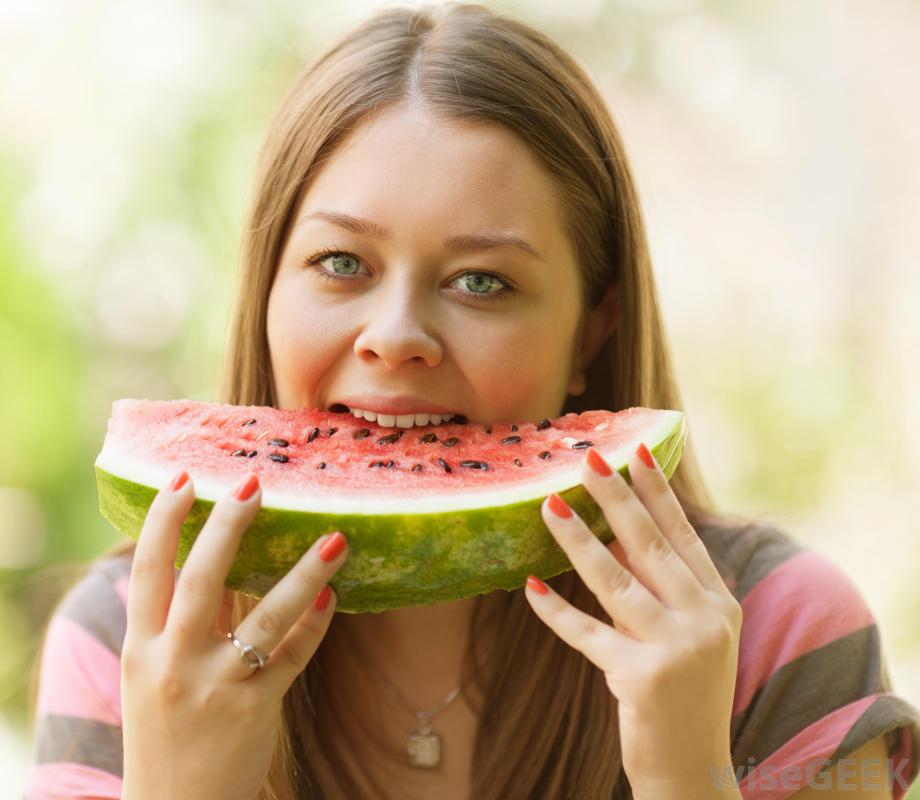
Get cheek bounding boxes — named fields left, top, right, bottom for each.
left=454, top=316, right=574, bottom=403
left=266, top=281, right=341, bottom=392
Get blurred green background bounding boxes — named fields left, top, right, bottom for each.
left=2, top=0, right=919, bottom=794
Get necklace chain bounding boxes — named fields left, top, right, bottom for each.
left=362, top=645, right=492, bottom=719
left=346, top=633, right=494, bottom=769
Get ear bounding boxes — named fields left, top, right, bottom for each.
left=567, top=282, right=618, bottom=397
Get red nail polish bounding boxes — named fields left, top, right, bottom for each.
left=637, top=443, right=656, bottom=470
left=233, top=473, right=260, bottom=502
left=526, top=575, right=549, bottom=594
left=313, top=585, right=333, bottom=611
left=319, top=531, right=347, bottom=562
left=586, top=448, right=612, bottom=476
left=547, top=493, right=573, bottom=519
left=168, top=469, right=188, bottom=492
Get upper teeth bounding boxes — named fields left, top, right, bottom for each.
left=347, top=406, right=455, bottom=428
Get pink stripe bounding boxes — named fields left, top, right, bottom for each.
left=739, top=695, right=878, bottom=799
left=22, top=761, right=122, bottom=799
left=37, top=615, right=122, bottom=723
left=732, top=550, right=875, bottom=716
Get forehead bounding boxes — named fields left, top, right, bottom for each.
left=293, top=103, right=570, bottom=249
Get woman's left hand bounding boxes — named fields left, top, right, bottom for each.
left=525, top=442, right=743, bottom=799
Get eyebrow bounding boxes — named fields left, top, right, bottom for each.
left=297, top=210, right=545, bottom=262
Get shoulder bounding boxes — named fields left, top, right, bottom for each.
left=55, top=552, right=134, bottom=644
left=696, top=521, right=920, bottom=797
left=36, top=551, right=134, bottom=695
left=697, top=519, right=874, bottom=636
left=23, top=551, right=135, bottom=799
left=31, top=550, right=134, bottom=719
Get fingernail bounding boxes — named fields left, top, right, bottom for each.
left=319, top=531, right=347, bottom=562
left=313, top=585, right=333, bottom=611
left=547, top=493, right=573, bottom=519
left=637, top=443, right=656, bottom=470
left=233, top=472, right=260, bottom=502
left=586, top=448, right=612, bottom=477
left=526, top=575, right=549, bottom=594
left=167, top=469, right=189, bottom=492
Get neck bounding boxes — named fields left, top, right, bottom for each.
left=332, top=592, right=501, bottom=708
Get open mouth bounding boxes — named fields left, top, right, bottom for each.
left=327, top=403, right=468, bottom=428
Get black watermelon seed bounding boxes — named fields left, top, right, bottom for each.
left=268, top=453, right=289, bottom=463
left=420, top=432, right=438, bottom=444
left=247, top=450, right=258, bottom=458
left=317, top=462, right=326, bottom=469
left=442, top=436, right=460, bottom=447
left=453, top=415, right=469, bottom=425
left=411, top=463, right=424, bottom=471
left=437, top=458, right=452, bottom=473
left=307, top=427, right=321, bottom=443
left=369, top=460, right=385, bottom=468
left=385, top=460, right=396, bottom=468
left=572, top=440, right=594, bottom=450
left=378, top=431, right=404, bottom=445
left=484, top=426, right=492, bottom=435
left=501, top=435, right=522, bottom=445
left=354, top=428, right=371, bottom=440
left=460, top=460, right=489, bottom=470
left=327, top=427, right=338, bottom=437
left=513, top=458, right=523, bottom=467
left=539, top=450, right=551, bottom=459
left=268, top=438, right=289, bottom=447
left=231, top=448, right=247, bottom=457
left=536, top=418, right=551, bottom=430
left=511, top=424, right=518, bottom=432
left=242, top=418, right=257, bottom=427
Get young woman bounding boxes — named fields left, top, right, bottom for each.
left=24, top=3, right=919, bottom=799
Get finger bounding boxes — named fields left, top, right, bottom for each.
left=216, top=587, right=234, bottom=638
left=583, top=447, right=704, bottom=609
left=228, top=532, right=348, bottom=677
left=626, top=443, right=731, bottom=595
left=166, top=471, right=263, bottom=644
left=126, top=468, right=197, bottom=639
left=261, top=584, right=337, bottom=693
left=524, top=574, right=640, bottom=673
left=542, top=493, right=668, bottom=638
left=252, top=537, right=346, bottom=695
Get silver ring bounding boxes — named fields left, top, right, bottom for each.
left=227, top=630, right=269, bottom=672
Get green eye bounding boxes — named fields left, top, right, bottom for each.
left=302, top=248, right=517, bottom=304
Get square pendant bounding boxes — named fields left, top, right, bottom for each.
left=407, top=732, right=441, bottom=768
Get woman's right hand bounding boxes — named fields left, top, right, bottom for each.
left=120, top=468, right=348, bottom=800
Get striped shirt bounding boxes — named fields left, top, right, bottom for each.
left=23, top=523, right=920, bottom=799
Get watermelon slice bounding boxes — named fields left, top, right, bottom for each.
left=94, top=400, right=687, bottom=612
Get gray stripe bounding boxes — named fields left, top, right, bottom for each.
left=32, top=713, right=123, bottom=777
left=94, top=553, right=133, bottom=586
left=56, top=567, right=127, bottom=658
left=696, top=522, right=803, bottom=602
left=730, top=624, right=886, bottom=766
left=830, top=694, right=920, bottom=773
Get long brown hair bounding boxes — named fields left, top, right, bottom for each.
left=29, top=3, right=759, bottom=797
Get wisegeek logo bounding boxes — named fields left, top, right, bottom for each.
left=709, top=757, right=912, bottom=792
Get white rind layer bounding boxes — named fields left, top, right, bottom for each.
left=94, top=410, right=683, bottom=515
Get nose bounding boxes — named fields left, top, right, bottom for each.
left=352, top=281, right=444, bottom=369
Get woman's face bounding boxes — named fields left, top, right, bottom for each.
left=267, top=101, right=613, bottom=426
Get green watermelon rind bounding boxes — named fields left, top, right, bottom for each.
left=95, top=413, right=687, bottom=613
